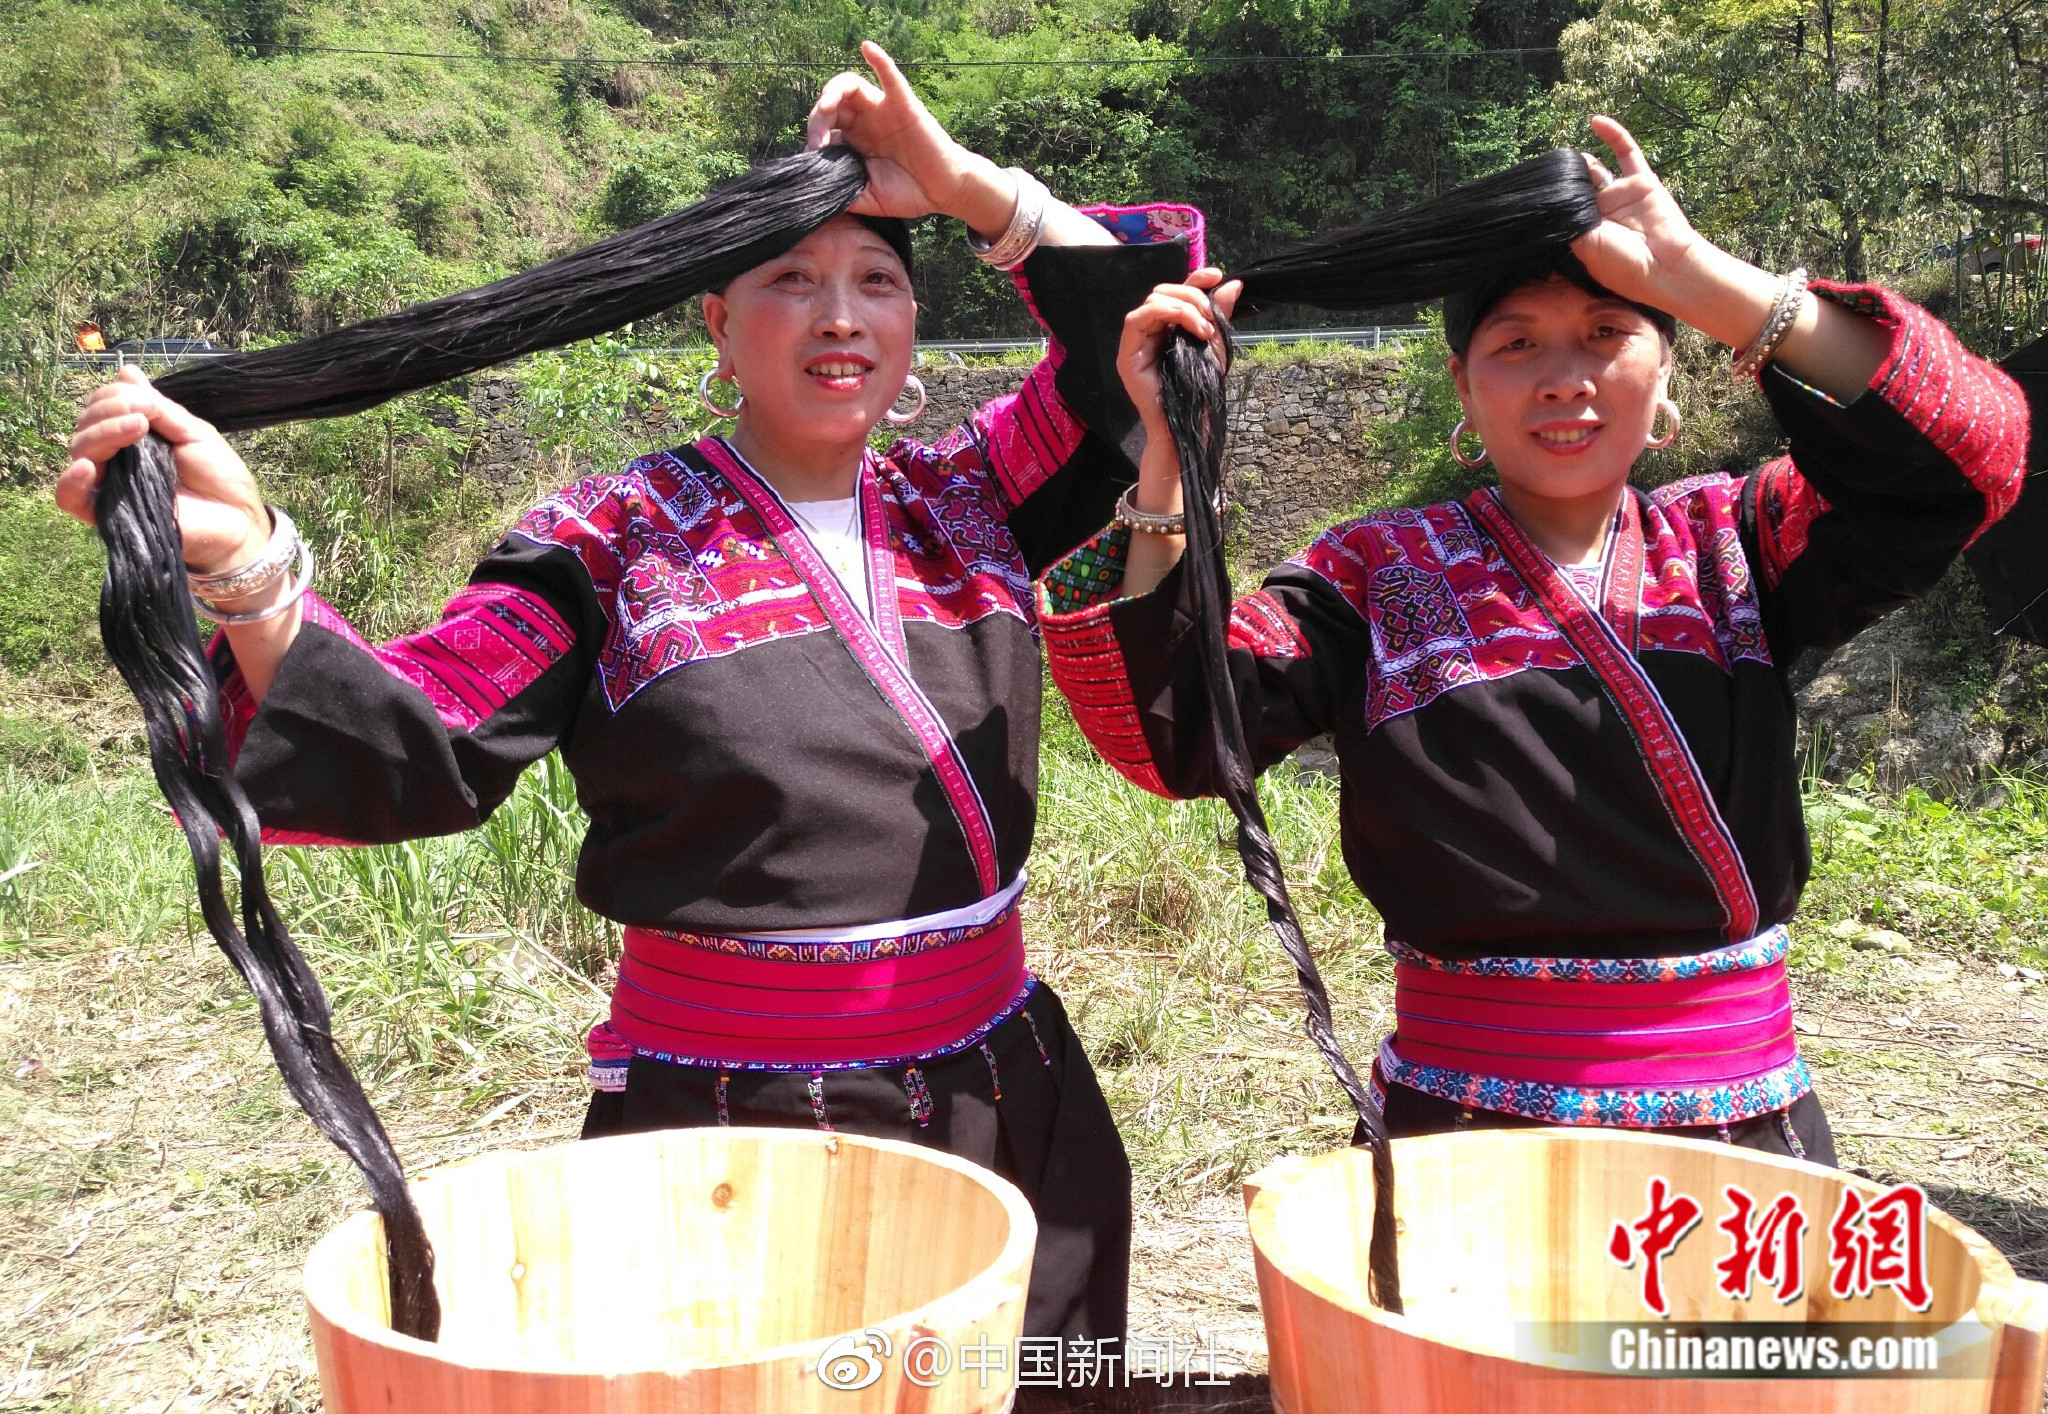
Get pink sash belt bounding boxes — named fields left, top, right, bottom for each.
left=1379, top=928, right=1810, bottom=1127
left=594, top=904, right=1032, bottom=1077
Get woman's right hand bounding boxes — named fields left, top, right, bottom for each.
left=55, top=365, right=269, bottom=576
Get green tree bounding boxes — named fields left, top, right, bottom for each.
left=1558, top=0, right=2048, bottom=349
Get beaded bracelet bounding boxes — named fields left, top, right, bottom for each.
left=1112, top=482, right=1223, bottom=536
left=1731, top=267, right=1810, bottom=382
left=967, top=169, right=1050, bottom=271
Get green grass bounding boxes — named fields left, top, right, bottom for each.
left=1794, top=774, right=2048, bottom=972
left=6, top=687, right=2044, bottom=1201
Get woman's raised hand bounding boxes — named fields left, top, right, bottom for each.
left=1118, top=270, right=1242, bottom=432
left=807, top=42, right=991, bottom=226
left=1569, top=116, right=1710, bottom=314
left=55, top=365, right=269, bottom=576
left=1571, top=113, right=1891, bottom=398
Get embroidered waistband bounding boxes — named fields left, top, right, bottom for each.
left=591, top=904, right=1033, bottom=1082
left=1379, top=926, right=1808, bottom=1127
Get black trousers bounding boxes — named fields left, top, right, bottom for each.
left=1358, top=1075, right=1839, bottom=1165
left=581, top=982, right=1132, bottom=1342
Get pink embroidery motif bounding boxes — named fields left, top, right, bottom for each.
left=701, top=440, right=1005, bottom=896
left=1230, top=590, right=1310, bottom=660
left=517, top=440, right=1039, bottom=711
left=365, top=583, right=574, bottom=732
left=942, top=357, right=1086, bottom=510
left=1816, top=282, right=2027, bottom=544
left=1471, top=490, right=1762, bottom=944
left=1296, top=476, right=1773, bottom=733
left=214, top=586, right=574, bottom=847
left=1041, top=605, right=1172, bottom=798
left=1750, top=458, right=1832, bottom=591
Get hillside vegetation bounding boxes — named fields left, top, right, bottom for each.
left=0, top=0, right=2041, bottom=745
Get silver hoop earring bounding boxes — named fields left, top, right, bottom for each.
left=698, top=368, right=743, bottom=420
left=1450, top=417, right=1489, bottom=470
left=884, top=374, right=928, bottom=426
left=1646, top=398, right=1681, bottom=450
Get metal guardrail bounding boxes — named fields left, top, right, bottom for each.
left=59, top=325, right=1431, bottom=372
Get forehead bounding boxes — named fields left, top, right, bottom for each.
left=1478, top=273, right=1648, bottom=329
left=772, top=215, right=905, bottom=271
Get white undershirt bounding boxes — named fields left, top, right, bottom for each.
left=738, top=873, right=1028, bottom=942
left=786, top=496, right=871, bottom=621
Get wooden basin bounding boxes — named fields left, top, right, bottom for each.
left=305, top=1127, right=1036, bottom=1412
left=1246, top=1129, right=2048, bottom=1413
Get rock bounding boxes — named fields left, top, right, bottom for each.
left=1998, top=962, right=2021, bottom=978
left=1292, top=735, right=1340, bottom=780
left=1793, top=599, right=2017, bottom=791
left=1851, top=928, right=1914, bottom=954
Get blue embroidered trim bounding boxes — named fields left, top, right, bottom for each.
left=1376, top=1037, right=1814, bottom=1128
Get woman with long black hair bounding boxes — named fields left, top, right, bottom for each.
left=55, top=44, right=1230, bottom=1342
left=1047, top=116, right=2027, bottom=1164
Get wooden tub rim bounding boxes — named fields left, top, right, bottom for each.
left=303, top=1125, right=1039, bottom=1378
left=1244, top=1127, right=2035, bottom=1362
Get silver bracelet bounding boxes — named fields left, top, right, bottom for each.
left=1731, top=267, right=1810, bottom=382
left=187, top=506, right=298, bottom=602
left=193, top=540, right=316, bottom=625
left=1112, top=482, right=1222, bottom=536
left=967, top=168, right=1050, bottom=271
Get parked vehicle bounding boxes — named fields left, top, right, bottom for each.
left=1933, top=231, right=2043, bottom=277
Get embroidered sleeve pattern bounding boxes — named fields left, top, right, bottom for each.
left=1039, top=526, right=1132, bottom=615
left=1813, top=282, right=2028, bottom=542
left=970, top=202, right=1208, bottom=509
left=1230, top=589, right=1312, bottom=660
left=948, top=356, right=1088, bottom=510
left=1040, top=595, right=1171, bottom=798
left=1748, top=458, right=1833, bottom=591
left=220, top=585, right=574, bottom=748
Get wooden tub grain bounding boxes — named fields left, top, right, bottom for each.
left=1245, top=1130, right=2048, bottom=1414
left=304, top=1127, right=1036, bottom=1413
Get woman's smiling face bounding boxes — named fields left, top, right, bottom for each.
left=702, top=215, right=917, bottom=452
left=1449, top=273, right=1673, bottom=505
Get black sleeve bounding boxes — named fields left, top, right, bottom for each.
left=1040, top=531, right=1371, bottom=799
left=1005, top=237, right=1200, bottom=577
left=216, top=537, right=602, bottom=843
left=1738, top=286, right=2028, bottom=660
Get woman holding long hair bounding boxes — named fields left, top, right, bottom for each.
left=55, top=45, right=1229, bottom=1340
left=1046, top=117, right=2026, bottom=1162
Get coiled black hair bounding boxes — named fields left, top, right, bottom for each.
left=93, top=146, right=874, bottom=1340
left=1153, top=146, right=1614, bottom=1314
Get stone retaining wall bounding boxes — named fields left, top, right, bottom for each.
left=466, top=355, right=1405, bottom=572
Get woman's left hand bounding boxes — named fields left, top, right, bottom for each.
left=1569, top=116, right=1710, bottom=313
left=1118, top=270, right=1243, bottom=433
left=807, top=42, right=988, bottom=225
left=1571, top=114, right=1891, bottom=397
